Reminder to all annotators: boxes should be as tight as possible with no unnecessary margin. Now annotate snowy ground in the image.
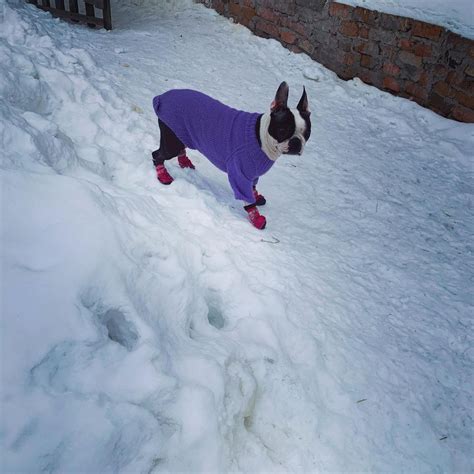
[339,0,474,39]
[1,0,473,472]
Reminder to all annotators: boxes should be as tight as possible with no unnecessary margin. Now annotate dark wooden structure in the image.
[28,0,112,30]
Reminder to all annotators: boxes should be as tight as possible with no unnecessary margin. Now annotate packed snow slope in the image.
[339,0,474,40]
[1,0,473,472]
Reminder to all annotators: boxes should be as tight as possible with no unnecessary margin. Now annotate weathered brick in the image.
[340,20,359,37]
[412,21,443,39]
[433,64,448,80]
[446,32,471,52]
[353,6,379,25]
[255,19,280,37]
[359,26,369,39]
[355,41,380,56]
[280,29,297,44]
[429,92,454,115]
[358,70,375,85]
[413,42,432,57]
[360,54,376,69]
[343,52,356,66]
[283,19,309,37]
[257,6,280,23]
[456,79,474,95]
[406,81,428,101]
[328,2,351,18]
[383,76,400,92]
[451,105,474,123]
[399,38,413,51]
[375,13,410,31]
[418,71,430,87]
[383,62,400,77]
[433,81,453,97]
[455,90,474,108]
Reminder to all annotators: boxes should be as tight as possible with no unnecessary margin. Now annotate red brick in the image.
[413,42,432,57]
[343,53,356,66]
[451,105,474,123]
[405,81,428,101]
[456,80,474,95]
[329,2,351,18]
[383,76,400,92]
[418,71,429,87]
[358,70,374,85]
[255,19,279,37]
[340,21,359,37]
[241,6,256,23]
[360,54,374,69]
[383,62,400,77]
[433,81,454,97]
[359,26,369,39]
[354,6,379,25]
[257,7,280,23]
[284,20,308,38]
[433,64,448,80]
[455,90,474,109]
[280,29,297,44]
[412,21,443,39]
[399,38,413,50]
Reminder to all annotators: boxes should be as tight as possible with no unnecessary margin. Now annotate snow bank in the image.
[339,0,474,39]
[1,0,473,472]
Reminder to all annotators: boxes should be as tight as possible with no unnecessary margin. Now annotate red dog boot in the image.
[244,204,266,230]
[156,164,174,185]
[253,186,266,206]
[178,154,195,169]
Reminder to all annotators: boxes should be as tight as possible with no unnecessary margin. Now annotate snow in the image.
[1,0,473,472]
[339,0,474,39]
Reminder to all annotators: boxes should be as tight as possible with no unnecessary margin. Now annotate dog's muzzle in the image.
[286,137,303,155]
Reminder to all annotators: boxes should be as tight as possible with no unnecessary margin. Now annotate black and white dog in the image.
[152,81,311,229]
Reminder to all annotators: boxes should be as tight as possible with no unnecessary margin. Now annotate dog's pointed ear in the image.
[297,86,310,114]
[271,81,289,111]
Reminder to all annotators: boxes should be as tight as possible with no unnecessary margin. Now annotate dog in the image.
[151,81,311,229]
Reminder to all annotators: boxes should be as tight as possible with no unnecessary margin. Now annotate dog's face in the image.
[268,82,311,155]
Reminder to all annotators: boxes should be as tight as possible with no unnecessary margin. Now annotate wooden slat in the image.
[29,0,111,29]
[85,0,103,9]
[102,0,111,30]
[69,0,78,14]
[35,4,104,27]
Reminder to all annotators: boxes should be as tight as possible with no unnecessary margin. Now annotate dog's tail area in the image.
[152,95,161,116]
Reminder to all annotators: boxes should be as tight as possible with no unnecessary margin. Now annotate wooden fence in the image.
[28,0,112,30]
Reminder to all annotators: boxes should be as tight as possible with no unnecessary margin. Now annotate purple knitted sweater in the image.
[153,89,274,203]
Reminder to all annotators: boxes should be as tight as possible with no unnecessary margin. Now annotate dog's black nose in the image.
[288,137,302,155]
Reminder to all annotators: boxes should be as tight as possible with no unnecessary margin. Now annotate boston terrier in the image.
[151,81,311,229]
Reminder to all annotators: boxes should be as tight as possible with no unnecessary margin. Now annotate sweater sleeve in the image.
[226,156,255,203]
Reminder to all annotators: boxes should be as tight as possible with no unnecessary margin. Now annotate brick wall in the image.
[197,0,474,123]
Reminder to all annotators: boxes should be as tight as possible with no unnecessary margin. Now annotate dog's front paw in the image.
[245,204,266,230]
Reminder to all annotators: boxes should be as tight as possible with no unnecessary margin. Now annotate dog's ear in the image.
[297,86,310,115]
[271,81,289,111]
